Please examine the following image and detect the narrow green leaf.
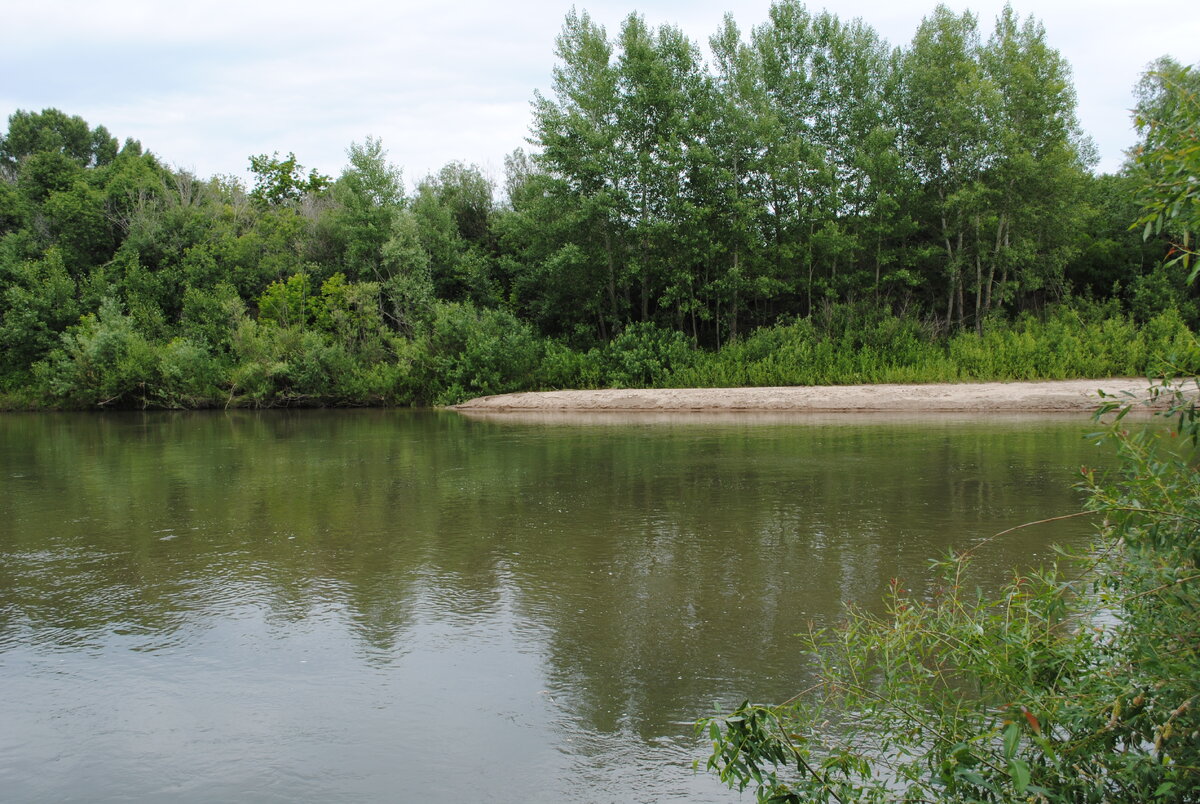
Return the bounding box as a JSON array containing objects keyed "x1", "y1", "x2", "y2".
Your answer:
[
  {"x1": 1003, "y1": 722, "x2": 1019, "y2": 759},
  {"x1": 1010, "y1": 758, "x2": 1031, "y2": 793}
]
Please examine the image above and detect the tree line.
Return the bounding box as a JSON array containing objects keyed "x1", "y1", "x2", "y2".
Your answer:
[{"x1": 0, "y1": 2, "x2": 1196, "y2": 407}]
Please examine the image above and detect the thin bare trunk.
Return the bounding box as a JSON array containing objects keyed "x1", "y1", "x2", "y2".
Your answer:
[
  {"x1": 956, "y1": 230, "x2": 965, "y2": 329},
  {"x1": 731, "y1": 248, "x2": 740, "y2": 341},
  {"x1": 603, "y1": 230, "x2": 619, "y2": 328},
  {"x1": 940, "y1": 195, "x2": 956, "y2": 330},
  {"x1": 999, "y1": 227, "x2": 1010, "y2": 303},
  {"x1": 640, "y1": 193, "x2": 649, "y2": 322},
  {"x1": 974, "y1": 216, "x2": 983, "y2": 336},
  {"x1": 984, "y1": 214, "x2": 1005, "y2": 322},
  {"x1": 947, "y1": 275, "x2": 956, "y2": 329}
]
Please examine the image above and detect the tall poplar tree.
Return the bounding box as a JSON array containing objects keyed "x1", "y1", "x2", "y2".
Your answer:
[{"x1": 530, "y1": 9, "x2": 628, "y2": 337}]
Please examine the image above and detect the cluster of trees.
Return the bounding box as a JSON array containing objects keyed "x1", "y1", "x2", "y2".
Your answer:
[
  {"x1": 526, "y1": 5, "x2": 1069, "y2": 339},
  {"x1": 512, "y1": 4, "x2": 1199, "y2": 344},
  {"x1": 0, "y1": 3, "x2": 1196, "y2": 407}
]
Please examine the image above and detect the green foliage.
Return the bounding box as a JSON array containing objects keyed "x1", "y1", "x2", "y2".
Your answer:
[
  {"x1": 248, "y1": 151, "x2": 331, "y2": 207},
  {"x1": 671, "y1": 309, "x2": 955, "y2": 387},
  {"x1": 701, "y1": 379, "x2": 1200, "y2": 802},
  {"x1": 596, "y1": 322, "x2": 696, "y2": 388},
  {"x1": 411, "y1": 301, "x2": 546, "y2": 405},
  {"x1": 0, "y1": 24, "x2": 1194, "y2": 408},
  {"x1": 329, "y1": 137, "x2": 404, "y2": 281},
  {"x1": 256, "y1": 270, "x2": 318, "y2": 329},
  {"x1": 226, "y1": 319, "x2": 368, "y2": 406},
  {"x1": 0, "y1": 247, "x2": 79, "y2": 386},
  {"x1": 1128, "y1": 264, "x2": 1189, "y2": 325},
  {"x1": 380, "y1": 210, "x2": 436, "y2": 338},
  {"x1": 0, "y1": 178, "x2": 24, "y2": 235},
  {"x1": 946, "y1": 306, "x2": 1200, "y2": 380},
  {"x1": 1132, "y1": 59, "x2": 1200, "y2": 279},
  {"x1": 663, "y1": 303, "x2": 1196, "y2": 390},
  {"x1": 315, "y1": 273, "x2": 387, "y2": 360},
  {"x1": 0, "y1": 108, "x2": 117, "y2": 170},
  {"x1": 410, "y1": 166, "x2": 498, "y2": 305},
  {"x1": 34, "y1": 297, "x2": 158, "y2": 407},
  {"x1": 180, "y1": 282, "x2": 246, "y2": 352},
  {"x1": 14, "y1": 150, "x2": 82, "y2": 204},
  {"x1": 155, "y1": 337, "x2": 225, "y2": 408}
]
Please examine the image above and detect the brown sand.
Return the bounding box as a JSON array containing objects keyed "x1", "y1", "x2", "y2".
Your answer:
[{"x1": 453, "y1": 379, "x2": 1190, "y2": 414}]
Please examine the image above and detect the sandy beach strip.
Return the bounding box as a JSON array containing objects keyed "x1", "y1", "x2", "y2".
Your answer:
[{"x1": 453, "y1": 379, "x2": 1192, "y2": 413}]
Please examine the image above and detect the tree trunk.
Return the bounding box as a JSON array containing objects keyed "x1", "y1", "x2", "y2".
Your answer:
[
  {"x1": 941, "y1": 202, "x2": 956, "y2": 330},
  {"x1": 974, "y1": 215, "x2": 983, "y2": 336},
  {"x1": 731, "y1": 248, "x2": 740, "y2": 341},
  {"x1": 603, "y1": 229, "x2": 619, "y2": 330},
  {"x1": 984, "y1": 214, "x2": 1005, "y2": 323},
  {"x1": 956, "y1": 230, "x2": 965, "y2": 329}
]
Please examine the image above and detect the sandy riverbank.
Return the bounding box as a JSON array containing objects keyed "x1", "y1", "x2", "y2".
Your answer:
[{"x1": 453, "y1": 379, "x2": 1190, "y2": 413}]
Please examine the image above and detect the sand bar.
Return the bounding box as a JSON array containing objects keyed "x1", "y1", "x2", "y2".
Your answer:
[{"x1": 454, "y1": 379, "x2": 1195, "y2": 414}]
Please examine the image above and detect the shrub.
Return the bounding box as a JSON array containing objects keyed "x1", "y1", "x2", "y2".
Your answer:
[
  {"x1": 0, "y1": 247, "x2": 79, "y2": 386},
  {"x1": 34, "y1": 296, "x2": 158, "y2": 406},
  {"x1": 153, "y1": 337, "x2": 224, "y2": 407},
  {"x1": 256, "y1": 270, "x2": 318, "y2": 328},
  {"x1": 410, "y1": 301, "x2": 546, "y2": 405},
  {"x1": 596, "y1": 321, "x2": 695, "y2": 388}
]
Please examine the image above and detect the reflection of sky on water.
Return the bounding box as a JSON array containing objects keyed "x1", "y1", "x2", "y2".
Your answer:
[{"x1": 0, "y1": 410, "x2": 1108, "y2": 802}]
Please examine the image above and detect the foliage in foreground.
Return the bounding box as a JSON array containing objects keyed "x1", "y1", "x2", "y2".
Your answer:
[{"x1": 700, "y1": 380, "x2": 1200, "y2": 802}]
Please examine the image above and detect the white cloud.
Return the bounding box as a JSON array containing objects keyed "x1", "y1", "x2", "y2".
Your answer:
[{"x1": 2, "y1": 0, "x2": 1197, "y2": 184}]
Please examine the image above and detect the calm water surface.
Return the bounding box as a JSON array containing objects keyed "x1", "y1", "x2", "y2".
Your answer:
[{"x1": 0, "y1": 410, "x2": 1110, "y2": 802}]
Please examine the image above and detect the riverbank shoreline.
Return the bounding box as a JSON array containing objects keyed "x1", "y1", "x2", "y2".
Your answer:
[{"x1": 453, "y1": 379, "x2": 1193, "y2": 413}]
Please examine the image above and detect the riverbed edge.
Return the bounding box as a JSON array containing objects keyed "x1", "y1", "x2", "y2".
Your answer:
[{"x1": 452, "y1": 378, "x2": 1199, "y2": 413}]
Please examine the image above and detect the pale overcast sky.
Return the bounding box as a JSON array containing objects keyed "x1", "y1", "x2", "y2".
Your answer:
[{"x1": 2, "y1": 1, "x2": 1197, "y2": 186}]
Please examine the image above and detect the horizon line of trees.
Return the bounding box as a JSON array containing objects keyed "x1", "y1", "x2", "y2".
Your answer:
[{"x1": 0, "y1": 2, "x2": 1196, "y2": 406}]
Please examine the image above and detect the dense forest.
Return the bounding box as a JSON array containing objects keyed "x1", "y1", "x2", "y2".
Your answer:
[{"x1": 0, "y1": 2, "x2": 1197, "y2": 408}]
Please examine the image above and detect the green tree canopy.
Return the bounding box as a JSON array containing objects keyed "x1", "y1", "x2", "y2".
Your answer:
[
  {"x1": 247, "y1": 151, "x2": 331, "y2": 207},
  {"x1": 1131, "y1": 58, "x2": 1200, "y2": 279},
  {"x1": 0, "y1": 108, "x2": 118, "y2": 171}
]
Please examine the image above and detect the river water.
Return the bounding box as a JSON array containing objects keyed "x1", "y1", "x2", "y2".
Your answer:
[{"x1": 0, "y1": 410, "x2": 1110, "y2": 801}]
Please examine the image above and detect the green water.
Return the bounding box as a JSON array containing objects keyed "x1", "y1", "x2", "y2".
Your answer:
[{"x1": 0, "y1": 410, "x2": 1109, "y2": 802}]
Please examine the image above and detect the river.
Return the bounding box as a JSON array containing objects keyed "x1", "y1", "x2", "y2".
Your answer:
[{"x1": 0, "y1": 410, "x2": 1109, "y2": 801}]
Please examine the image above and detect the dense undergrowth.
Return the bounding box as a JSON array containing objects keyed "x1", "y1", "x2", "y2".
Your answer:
[{"x1": 2, "y1": 300, "x2": 1196, "y2": 410}]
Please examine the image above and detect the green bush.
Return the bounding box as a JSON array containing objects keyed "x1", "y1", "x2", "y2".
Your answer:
[
  {"x1": 226, "y1": 319, "x2": 366, "y2": 406},
  {"x1": 596, "y1": 321, "x2": 695, "y2": 388},
  {"x1": 179, "y1": 281, "x2": 245, "y2": 352},
  {"x1": 0, "y1": 247, "x2": 79, "y2": 386},
  {"x1": 537, "y1": 339, "x2": 592, "y2": 390},
  {"x1": 411, "y1": 301, "x2": 547, "y2": 405},
  {"x1": 285, "y1": 330, "x2": 358, "y2": 401},
  {"x1": 256, "y1": 270, "x2": 318, "y2": 328},
  {"x1": 349, "y1": 344, "x2": 419, "y2": 405},
  {"x1": 154, "y1": 337, "x2": 224, "y2": 407},
  {"x1": 34, "y1": 296, "x2": 158, "y2": 406}
]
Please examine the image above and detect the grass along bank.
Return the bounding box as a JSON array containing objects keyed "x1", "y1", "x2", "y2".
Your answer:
[{"x1": 9, "y1": 300, "x2": 1199, "y2": 410}]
